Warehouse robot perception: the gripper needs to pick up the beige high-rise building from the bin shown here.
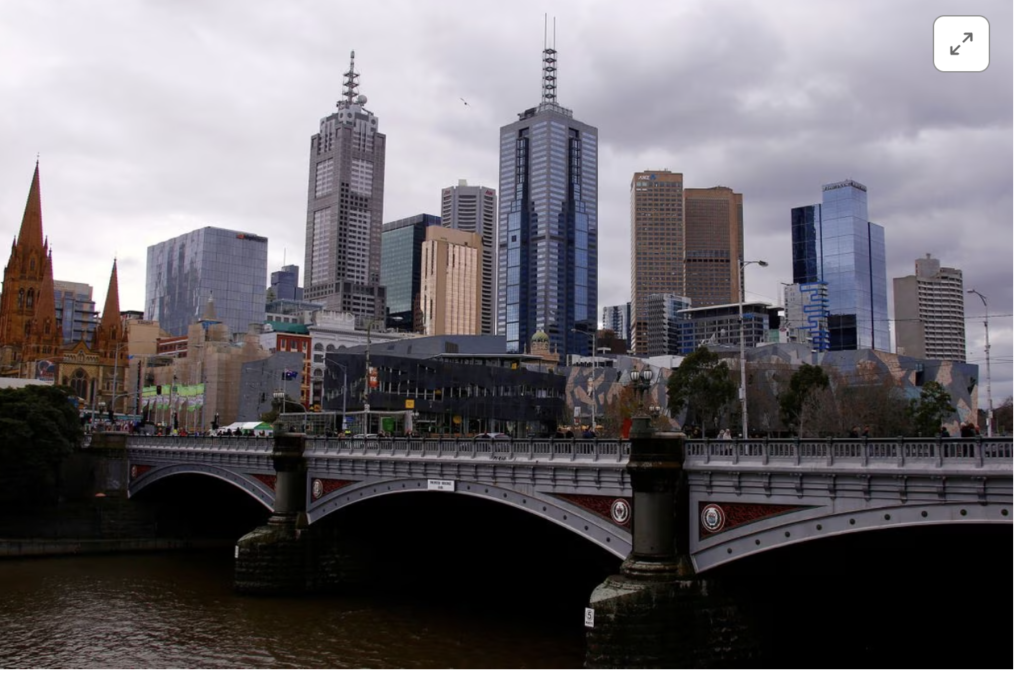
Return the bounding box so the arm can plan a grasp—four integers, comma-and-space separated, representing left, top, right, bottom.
630, 170, 684, 355
420, 226, 482, 336
893, 253, 966, 361
441, 180, 497, 335
684, 187, 743, 308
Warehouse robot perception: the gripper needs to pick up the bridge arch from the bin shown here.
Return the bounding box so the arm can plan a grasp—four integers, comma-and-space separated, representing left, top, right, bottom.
129, 463, 274, 511
693, 499, 1012, 572
307, 478, 631, 559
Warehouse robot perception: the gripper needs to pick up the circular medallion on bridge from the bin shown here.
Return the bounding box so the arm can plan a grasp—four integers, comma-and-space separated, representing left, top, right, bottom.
610, 498, 631, 525
701, 504, 726, 533
130, 465, 138, 480
311, 479, 324, 500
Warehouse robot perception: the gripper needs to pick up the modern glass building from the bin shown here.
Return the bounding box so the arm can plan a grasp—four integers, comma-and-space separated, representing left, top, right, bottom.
145, 226, 268, 338
645, 293, 693, 356
380, 214, 441, 332
783, 282, 831, 351
53, 280, 97, 345
791, 180, 889, 351
497, 37, 597, 360
602, 303, 631, 342
269, 265, 302, 302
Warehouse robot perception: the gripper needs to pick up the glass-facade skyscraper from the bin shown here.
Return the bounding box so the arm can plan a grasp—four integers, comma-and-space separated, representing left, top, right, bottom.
380, 213, 441, 332
145, 226, 268, 337
791, 180, 889, 351
497, 38, 597, 359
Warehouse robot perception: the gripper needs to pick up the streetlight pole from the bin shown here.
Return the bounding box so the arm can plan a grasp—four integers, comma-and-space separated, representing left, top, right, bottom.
738, 258, 768, 439
967, 289, 993, 437
325, 357, 348, 436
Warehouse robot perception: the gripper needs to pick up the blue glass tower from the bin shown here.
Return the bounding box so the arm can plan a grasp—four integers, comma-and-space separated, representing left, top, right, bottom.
791, 180, 889, 351
497, 34, 598, 359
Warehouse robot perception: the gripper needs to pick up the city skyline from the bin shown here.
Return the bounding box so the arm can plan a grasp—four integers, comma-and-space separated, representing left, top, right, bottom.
0, 0, 1011, 400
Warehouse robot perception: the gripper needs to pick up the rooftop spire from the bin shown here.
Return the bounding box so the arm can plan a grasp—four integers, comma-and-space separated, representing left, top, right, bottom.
99, 259, 121, 332
542, 15, 558, 104
342, 50, 359, 105
17, 161, 44, 251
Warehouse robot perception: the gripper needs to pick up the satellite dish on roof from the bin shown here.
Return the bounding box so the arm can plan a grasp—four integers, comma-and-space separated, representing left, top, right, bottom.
357, 94, 368, 105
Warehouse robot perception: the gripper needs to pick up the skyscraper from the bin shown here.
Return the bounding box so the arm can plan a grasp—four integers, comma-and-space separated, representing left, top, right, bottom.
893, 253, 966, 361
420, 225, 482, 336
53, 280, 97, 345
380, 214, 441, 332
497, 29, 597, 359
684, 186, 743, 308
630, 170, 684, 355
791, 180, 889, 351
269, 265, 302, 303
303, 51, 387, 324
145, 226, 268, 337
602, 302, 631, 342
441, 180, 496, 335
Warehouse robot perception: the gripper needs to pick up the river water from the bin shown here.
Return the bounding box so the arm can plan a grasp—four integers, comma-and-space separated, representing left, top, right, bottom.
0, 551, 586, 669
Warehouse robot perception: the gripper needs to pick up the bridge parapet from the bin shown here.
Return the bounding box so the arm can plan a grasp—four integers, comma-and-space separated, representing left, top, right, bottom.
303, 437, 631, 464
128, 436, 274, 454
686, 437, 1012, 470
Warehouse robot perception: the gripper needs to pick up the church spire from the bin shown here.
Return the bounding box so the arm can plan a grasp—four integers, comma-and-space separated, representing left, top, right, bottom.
18, 161, 45, 252
93, 259, 125, 357
100, 259, 121, 328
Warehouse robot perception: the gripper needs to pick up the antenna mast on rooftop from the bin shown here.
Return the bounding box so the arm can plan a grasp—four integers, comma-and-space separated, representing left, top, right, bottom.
342, 50, 359, 105
542, 15, 557, 104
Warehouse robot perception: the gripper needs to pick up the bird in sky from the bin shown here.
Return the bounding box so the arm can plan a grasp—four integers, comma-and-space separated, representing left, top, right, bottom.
460, 97, 469, 106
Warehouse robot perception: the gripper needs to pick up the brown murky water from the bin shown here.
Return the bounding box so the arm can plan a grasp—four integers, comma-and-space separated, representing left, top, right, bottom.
0, 551, 584, 669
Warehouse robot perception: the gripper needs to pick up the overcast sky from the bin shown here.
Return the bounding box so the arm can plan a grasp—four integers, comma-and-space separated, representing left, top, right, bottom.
1, 0, 1012, 405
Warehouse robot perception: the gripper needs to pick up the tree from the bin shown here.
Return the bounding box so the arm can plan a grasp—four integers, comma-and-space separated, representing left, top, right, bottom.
0, 385, 81, 507
995, 397, 1013, 436
907, 381, 956, 436
778, 364, 831, 437
666, 346, 736, 434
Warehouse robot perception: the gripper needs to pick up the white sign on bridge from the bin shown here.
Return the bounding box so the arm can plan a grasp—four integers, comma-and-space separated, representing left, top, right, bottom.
427, 479, 456, 492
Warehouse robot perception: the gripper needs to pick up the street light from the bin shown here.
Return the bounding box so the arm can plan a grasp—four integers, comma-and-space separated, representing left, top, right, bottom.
738, 258, 769, 438
324, 357, 349, 436
966, 288, 993, 437
573, 325, 599, 429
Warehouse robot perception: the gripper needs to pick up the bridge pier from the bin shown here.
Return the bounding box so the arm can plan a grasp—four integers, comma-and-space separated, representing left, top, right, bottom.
585, 418, 757, 668
234, 434, 311, 594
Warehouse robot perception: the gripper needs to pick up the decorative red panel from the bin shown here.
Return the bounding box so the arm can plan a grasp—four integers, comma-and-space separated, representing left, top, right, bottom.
252, 473, 277, 491
555, 493, 633, 527
697, 501, 813, 539
130, 464, 153, 480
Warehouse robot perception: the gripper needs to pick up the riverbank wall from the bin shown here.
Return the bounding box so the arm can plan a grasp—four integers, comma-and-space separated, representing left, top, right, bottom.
0, 537, 231, 558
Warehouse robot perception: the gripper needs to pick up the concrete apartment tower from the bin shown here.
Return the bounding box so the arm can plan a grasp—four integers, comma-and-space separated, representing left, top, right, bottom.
420, 225, 482, 335
497, 21, 598, 359
893, 253, 966, 361
302, 51, 387, 325
441, 180, 496, 335
629, 170, 684, 355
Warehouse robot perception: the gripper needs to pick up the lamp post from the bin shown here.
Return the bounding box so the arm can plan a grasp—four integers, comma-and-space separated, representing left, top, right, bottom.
966, 288, 993, 437
572, 326, 598, 429
738, 258, 768, 438
324, 357, 349, 436
628, 366, 656, 413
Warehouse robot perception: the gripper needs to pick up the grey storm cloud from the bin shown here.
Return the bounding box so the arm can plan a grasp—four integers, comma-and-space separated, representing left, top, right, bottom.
0, 0, 1011, 404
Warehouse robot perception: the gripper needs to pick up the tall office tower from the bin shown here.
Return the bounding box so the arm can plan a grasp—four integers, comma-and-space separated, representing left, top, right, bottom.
420, 225, 482, 336
303, 51, 387, 324
684, 186, 743, 307
380, 214, 441, 332
269, 265, 302, 302
146, 227, 268, 337
441, 180, 497, 335
783, 282, 830, 351
602, 302, 631, 341
791, 180, 889, 351
645, 293, 692, 356
893, 253, 966, 361
53, 280, 97, 345
497, 29, 598, 359
630, 170, 684, 355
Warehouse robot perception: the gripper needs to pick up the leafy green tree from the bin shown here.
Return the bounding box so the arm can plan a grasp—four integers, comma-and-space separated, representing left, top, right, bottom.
667, 346, 736, 434
907, 381, 956, 436
779, 364, 831, 437
0, 385, 81, 507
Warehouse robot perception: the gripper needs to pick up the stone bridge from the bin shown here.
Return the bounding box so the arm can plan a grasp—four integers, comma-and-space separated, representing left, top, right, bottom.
122, 433, 1013, 569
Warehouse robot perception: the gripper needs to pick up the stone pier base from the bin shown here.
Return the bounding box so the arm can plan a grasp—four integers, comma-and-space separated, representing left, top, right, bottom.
585, 575, 757, 668
234, 522, 309, 595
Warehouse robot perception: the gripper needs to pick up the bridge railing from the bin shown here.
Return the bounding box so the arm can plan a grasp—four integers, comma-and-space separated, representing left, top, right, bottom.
126, 435, 274, 454
685, 437, 1013, 469
303, 436, 631, 464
